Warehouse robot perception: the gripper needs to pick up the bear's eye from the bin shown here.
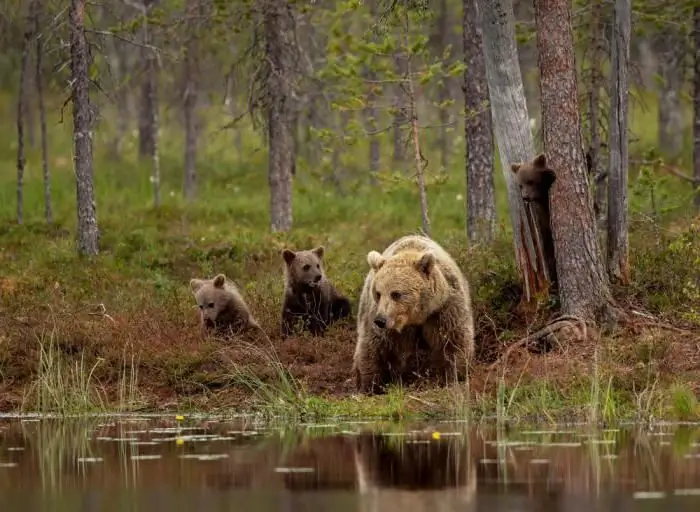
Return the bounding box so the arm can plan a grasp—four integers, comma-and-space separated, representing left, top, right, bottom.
374, 291, 381, 301
198, 305, 204, 310
303, 264, 311, 271
316, 264, 320, 269
207, 302, 215, 308
390, 291, 402, 301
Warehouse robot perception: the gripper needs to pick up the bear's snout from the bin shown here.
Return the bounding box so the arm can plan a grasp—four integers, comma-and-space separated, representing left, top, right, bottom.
373, 316, 387, 329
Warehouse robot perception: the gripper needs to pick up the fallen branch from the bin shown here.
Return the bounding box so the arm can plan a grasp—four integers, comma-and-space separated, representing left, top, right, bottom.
630, 158, 698, 184
488, 315, 587, 370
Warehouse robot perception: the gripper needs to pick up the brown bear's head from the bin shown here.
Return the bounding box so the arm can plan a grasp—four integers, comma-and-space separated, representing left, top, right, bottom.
510, 153, 556, 203
281, 246, 327, 291
366, 249, 442, 333
190, 274, 232, 328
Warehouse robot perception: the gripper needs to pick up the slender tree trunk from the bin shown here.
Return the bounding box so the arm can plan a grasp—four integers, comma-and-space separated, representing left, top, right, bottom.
138, 1, 156, 160
463, 0, 496, 244
587, 0, 606, 226
16, 10, 32, 225
25, 53, 36, 150
435, 0, 451, 170
534, 0, 615, 321
479, 0, 551, 302
70, 0, 99, 256
265, 0, 295, 232
107, 7, 130, 159
606, 0, 631, 285
34, 0, 52, 224
694, 7, 700, 209
183, 0, 199, 201
364, 0, 380, 179
393, 53, 407, 167
656, 32, 683, 160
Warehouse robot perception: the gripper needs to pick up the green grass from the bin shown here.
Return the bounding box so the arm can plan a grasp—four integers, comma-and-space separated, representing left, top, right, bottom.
0, 85, 698, 424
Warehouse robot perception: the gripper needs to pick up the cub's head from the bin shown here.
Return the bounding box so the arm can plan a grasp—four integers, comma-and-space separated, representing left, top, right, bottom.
366, 249, 437, 333
281, 246, 326, 291
190, 274, 230, 328
510, 153, 556, 202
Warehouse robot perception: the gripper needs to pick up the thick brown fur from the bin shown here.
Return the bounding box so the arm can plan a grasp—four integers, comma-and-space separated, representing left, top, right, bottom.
511, 153, 558, 287
280, 246, 352, 337
190, 274, 260, 338
352, 234, 475, 395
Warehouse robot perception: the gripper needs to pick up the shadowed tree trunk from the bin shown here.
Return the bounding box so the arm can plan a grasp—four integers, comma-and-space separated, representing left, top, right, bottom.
607, 0, 631, 285
16, 5, 33, 225
34, 0, 52, 224
534, 0, 616, 321
265, 0, 295, 232
479, 0, 551, 302
587, 0, 606, 226
182, 0, 200, 201
435, 0, 451, 170
364, 0, 380, 179
393, 53, 407, 167
656, 31, 684, 160
138, 0, 156, 160
463, 0, 495, 244
70, 0, 99, 256
695, 6, 700, 209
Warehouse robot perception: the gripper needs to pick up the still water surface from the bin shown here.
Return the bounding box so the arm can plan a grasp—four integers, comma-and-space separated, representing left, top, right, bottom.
1, 414, 700, 511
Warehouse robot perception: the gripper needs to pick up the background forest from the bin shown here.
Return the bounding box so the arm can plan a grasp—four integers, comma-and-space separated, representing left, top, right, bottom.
0, 0, 698, 421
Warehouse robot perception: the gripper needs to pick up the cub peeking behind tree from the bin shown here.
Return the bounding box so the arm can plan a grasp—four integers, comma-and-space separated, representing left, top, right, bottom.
280, 246, 352, 337
511, 153, 558, 287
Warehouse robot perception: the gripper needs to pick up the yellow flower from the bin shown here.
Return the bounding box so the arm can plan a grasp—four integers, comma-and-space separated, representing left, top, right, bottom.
176, 415, 184, 421
432, 432, 440, 440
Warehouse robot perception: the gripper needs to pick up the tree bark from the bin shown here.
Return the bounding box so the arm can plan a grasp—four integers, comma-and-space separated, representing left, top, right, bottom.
34, 0, 52, 224
534, 0, 615, 321
138, 1, 156, 160
393, 52, 407, 167
265, 0, 295, 232
435, 0, 451, 170
607, 0, 631, 285
70, 0, 99, 256
183, 0, 200, 201
364, 0, 380, 180
656, 32, 684, 160
16, 5, 32, 225
463, 0, 496, 244
694, 7, 700, 209
587, 0, 606, 226
479, 0, 551, 302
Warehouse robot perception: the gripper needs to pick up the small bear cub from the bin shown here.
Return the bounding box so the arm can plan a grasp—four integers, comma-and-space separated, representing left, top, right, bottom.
280, 246, 351, 337
190, 273, 260, 337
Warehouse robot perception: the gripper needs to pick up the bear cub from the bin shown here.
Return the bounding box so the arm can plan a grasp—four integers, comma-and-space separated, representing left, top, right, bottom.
190, 274, 260, 337
280, 246, 351, 337
511, 152, 557, 287
352, 234, 475, 395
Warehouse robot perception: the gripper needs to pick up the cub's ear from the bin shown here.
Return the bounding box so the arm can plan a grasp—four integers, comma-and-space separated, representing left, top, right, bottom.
533, 153, 547, 168
367, 251, 385, 271
281, 249, 296, 265
190, 278, 205, 294
213, 274, 226, 288
312, 246, 325, 259
416, 252, 436, 276
510, 163, 522, 174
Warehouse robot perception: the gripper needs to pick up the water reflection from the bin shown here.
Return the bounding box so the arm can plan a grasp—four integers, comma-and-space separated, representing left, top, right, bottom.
0, 416, 700, 511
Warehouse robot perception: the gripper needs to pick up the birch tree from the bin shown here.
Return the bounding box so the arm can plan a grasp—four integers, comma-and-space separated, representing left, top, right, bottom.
70, 0, 99, 256
534, 0, 616, 321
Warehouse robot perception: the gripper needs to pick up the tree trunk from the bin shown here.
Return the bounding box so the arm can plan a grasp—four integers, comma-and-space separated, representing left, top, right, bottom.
183, 0, 200, 201
16, 6, 32, 225
435, 0, 451, 170
364, 0, 380, 180
656, 32, 684, 160
70, 0, 99, 256
587, 0, 606, 227
34, 0, 52, 224
265, 0, 295, 232
463, 0, 496, 244
393, 53, 407, 168
606, 0, 631, 285
534, 0, 615, 321
106, 4, 130, 160
138, 1, 156, 160
479, 0, 551, 302
694, 7, 700, 209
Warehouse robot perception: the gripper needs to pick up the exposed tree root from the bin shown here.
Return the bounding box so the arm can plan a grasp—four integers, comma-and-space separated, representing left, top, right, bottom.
488, 315, 588, 370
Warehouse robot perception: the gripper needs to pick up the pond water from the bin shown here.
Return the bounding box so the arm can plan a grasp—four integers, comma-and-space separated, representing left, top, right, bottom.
1, 415, 700, 511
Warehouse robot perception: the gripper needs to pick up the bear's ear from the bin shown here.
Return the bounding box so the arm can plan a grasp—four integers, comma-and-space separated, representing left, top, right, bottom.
190, 278, 205, 294
533, 153, 547, 168
312, 246, 325, 259
213, 274, 226, 288
416, 252, 436, 276
281, 249, 296, 265
510, 163, 521, 174
367, 251, 385, 271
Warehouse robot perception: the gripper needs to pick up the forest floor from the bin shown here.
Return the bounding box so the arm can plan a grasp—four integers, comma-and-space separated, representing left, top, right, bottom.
1, 93, 699, 423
